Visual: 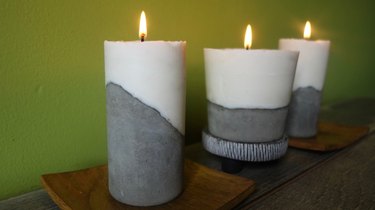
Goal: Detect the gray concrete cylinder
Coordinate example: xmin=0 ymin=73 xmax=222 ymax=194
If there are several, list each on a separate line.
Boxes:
xmin=286 ymin=87 xmax=322 ymax=138
xmin=207 ymin=101 xmax=288 ymax=142
xmin=106 ymin=83 xmax=184 ymax=206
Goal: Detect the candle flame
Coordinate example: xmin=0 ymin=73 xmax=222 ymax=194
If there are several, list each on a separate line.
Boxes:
xmin=139 ymin=11 xmax=147 ymax=41
xmin=304 ymin=21 xmax=311 ymax=39
xmin=244 ymin=24 xmax=252 ymax=50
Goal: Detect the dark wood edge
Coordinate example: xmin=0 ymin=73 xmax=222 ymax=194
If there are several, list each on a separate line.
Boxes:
xmin=40 ymin=175 xmax=72 ymax=210
xmin=288 ymin=123 xmax=369 ymax=152
xmin=220 ymin=182 xmax=256 ymax=210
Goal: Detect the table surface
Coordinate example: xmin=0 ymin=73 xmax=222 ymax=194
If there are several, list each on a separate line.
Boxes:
xmin=1 ymin=98 xmax=374 ymax=210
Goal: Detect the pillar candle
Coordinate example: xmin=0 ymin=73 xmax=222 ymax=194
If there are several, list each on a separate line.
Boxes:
xmin=279 ymin=21 xmax=330 ymax=137
xmin=203 ymin=25 xmax=299 ymax=163
xmin=205 ymin=49 xmax=298 ymax=142
xmin=104 ymin=11 xmax=186 ymax=206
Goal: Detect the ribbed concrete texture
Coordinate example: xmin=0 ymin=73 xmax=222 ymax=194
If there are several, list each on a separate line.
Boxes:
xmin=207 ymin=101 xmax=288 ymax=142
xmin=106 ymin=83 xmax=184 ymax=206
xmin=287 ymin=87 xmax=322 ymax=138
xmin=202 ymin=130 xmax=288 ymax=162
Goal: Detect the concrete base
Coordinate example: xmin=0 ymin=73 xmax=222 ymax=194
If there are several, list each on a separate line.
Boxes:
xmin=106 ymin=83 xmax=184 ymax=206
xmin=202 ymin=130 xmax=288 ymax=162
xmin=287 ymin=87 xmax=322 ymax=138
xmin=207 ymin=101 xmax=288 ymax=142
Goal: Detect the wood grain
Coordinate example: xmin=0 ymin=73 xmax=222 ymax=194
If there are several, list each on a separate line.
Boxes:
xmin=0 ymin=190 xmax=58 ymax=210
xmin=185 ymin=143 xmax=339 ymax=209
xmin=249 ymin=133 xmax=375 ymax=210
xmin=288 ymin=122 xmax=369 ymax=151
xmin=40 ymin=160 xmax=255 ymax=210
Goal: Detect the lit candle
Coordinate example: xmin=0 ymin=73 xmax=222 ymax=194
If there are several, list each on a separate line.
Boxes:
xmin=104 ymin=11 xmax=185 ymax=206
xmin=279 ymin=21 xmax=330 ymax=138
xmin=203 ymin=25 xmax=299 ymax=163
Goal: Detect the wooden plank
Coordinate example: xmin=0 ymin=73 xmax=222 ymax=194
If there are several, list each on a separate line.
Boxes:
xmin=40 ymin=160 xmax=255 ymax=210
xmin=0 ymin=189 xmax=58 ymax=210
xmin=185 ymin=143 xmax=339 ymax=209
xmin=248 ymin=133 xmax=375 ymax=209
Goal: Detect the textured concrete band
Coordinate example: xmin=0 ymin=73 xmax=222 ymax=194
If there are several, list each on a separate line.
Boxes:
xmin=106 ymin=83 xmax=184 ymax=206
xmin=287 ymin=87 xmax=322 ymax=138
xmin=207 ymin=101 xmax=288 ymax=142
xmin=202 ymin=130 xmax=288 ymax=162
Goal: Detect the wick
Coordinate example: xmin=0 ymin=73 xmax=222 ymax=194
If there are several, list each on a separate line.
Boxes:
xmin=141 ymin=35 xmax=145 ymax=42
xmin=246 ymin=46 xmax=249 ymax=50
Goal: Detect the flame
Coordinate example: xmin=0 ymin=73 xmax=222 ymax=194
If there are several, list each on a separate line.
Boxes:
xmin=139 ymin=11 xmax=147 ymax=40
xmin=244 ymin=24 xmax=252 ymax=49
xmin=304 ymin=21 xmax=311 ymax=39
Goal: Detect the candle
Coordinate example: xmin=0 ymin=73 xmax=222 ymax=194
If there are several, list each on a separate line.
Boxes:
xmin=279 ymin=21 xmax=330 ymax=138
xmin=203 ymin=25 xmax=299 ymax=164
xmin=104 ymin=11 xmax=185 ymax=206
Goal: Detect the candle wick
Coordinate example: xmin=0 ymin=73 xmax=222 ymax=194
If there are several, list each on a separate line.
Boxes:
xmin=246 ymin=46 xmax=249 ymax=50
xmin=141 ymin=35 xmax=145 ymax=42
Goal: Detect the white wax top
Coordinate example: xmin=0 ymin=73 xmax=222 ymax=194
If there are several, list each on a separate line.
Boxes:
xmin=204 ymin=49 xmax=299 ymax=109
xmin=104 ymin=41 xmax=186 ymax=134
xmin=279 ymin=39 xmax=330 ymax=91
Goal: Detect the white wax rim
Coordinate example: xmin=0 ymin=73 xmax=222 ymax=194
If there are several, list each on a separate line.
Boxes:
xmin=204 ymin=49 xmax=299 ymax=109
xmin=279 ymin=39 xmax=330 ymax=91
xmin=104 ymin=41 xmax=186 ymax=134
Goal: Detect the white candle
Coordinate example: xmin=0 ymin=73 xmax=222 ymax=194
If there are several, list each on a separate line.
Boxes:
xmin=104 ymin=41 xmax=186 ymax=134
xmin=279 ymin=21 xmax=330 ymax=91
xmin=203 ymin=25 xmax=298 ymax=163
xmin=205 ymin=25 xmax=299 ymax=109
xmin=279 ymin=21 xmax=331 ymax=138
xmin=104 ymin=11 xmax=186 ymax=206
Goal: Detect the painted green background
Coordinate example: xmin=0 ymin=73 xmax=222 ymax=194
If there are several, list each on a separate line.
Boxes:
xmin=1 ymin=0 xmax=374 ymax=200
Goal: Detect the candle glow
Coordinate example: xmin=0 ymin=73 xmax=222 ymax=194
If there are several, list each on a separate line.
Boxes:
xmin=139 ymin=11 xmax=147 ymax=41
xmin=244 ymin=24 xmax=252 ymax=50
xmin=303 ymin=21 xmax=311 ymax=39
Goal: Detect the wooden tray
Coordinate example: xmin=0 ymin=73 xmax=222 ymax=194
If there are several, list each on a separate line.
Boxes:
xmin=288 ymin=122 xmax=369 ymax=151
xmin=41 ymin=159 xmax=255 ymax=210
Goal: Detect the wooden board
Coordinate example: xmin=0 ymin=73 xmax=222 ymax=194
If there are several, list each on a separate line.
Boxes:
xmin=0 ymin=190 xmax=58 ymax=210
xmin=41 ymin=159 xmax=255 ymax=210
xmin=288 ymin=122 xmax=369 ymax=151
xmin=249 ymin=133 xmax=375 ymax=210
xmin=185 ymin=143 xmax=340 ymax=209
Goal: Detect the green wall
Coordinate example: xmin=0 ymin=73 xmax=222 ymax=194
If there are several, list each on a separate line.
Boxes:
xmin=1 ymin=0 xmax=374 ymax=200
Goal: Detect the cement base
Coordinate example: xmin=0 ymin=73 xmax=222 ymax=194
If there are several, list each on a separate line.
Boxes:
xmin=207 ymin=101 xmax=288 ymax=142
xmin=287 ymin=87 xmax=322 ymax=138
xmin=106 ymin=83 xmax=184 ymax=206
xmin=202 ymin=130 xmax=288 ymax=162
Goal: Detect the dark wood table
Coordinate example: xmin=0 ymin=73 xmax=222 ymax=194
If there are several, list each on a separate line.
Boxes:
xmin=1 ymin=98 xmax=374 ymax=210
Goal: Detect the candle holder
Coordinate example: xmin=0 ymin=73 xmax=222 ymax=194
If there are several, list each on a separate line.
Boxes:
xmin=202 ymin=48 xmax=299 ymax=173
xmin=203 ymin=130 xmax=289 ymax=171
